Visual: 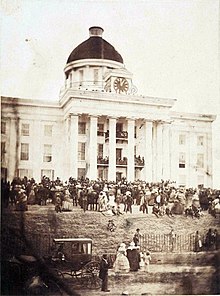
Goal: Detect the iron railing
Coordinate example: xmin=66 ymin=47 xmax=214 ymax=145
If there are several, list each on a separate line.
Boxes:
xmin=1 ymin=228 xmax=205 ymax=260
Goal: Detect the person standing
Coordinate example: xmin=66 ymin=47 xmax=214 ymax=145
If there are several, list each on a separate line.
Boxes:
xmin=169 ymin=228 xmax=176 ymax=252
xmin=80 ymin=186 xmax=88 ymax=212
xmin=194 ymin=230 xmax=202 ymax=252
xmin=99 ymin=254 xmax=110 ymax=292
xmin=144 ymin=250 xmax=152 ymax=272
xmin=113 ymin=243 xmax=130 ymax=273
xmin=133 ymin=228 xmax=143 ymax=247
xmin=126 ymin=242 xmax=140 ymax=271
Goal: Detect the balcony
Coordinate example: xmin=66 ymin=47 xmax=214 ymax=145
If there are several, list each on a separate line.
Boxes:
xmin=116 ymin=157 xmax=127 ymax=167
xmin=97 ymin=156 xmax=109 ymax=166
xmin=135 ymin=156 xmax=145 ymax=168
xmin=97 ymin=131 xmax=105 ymax=137
xmin=105 ymin=130 xmax=128 ymax=142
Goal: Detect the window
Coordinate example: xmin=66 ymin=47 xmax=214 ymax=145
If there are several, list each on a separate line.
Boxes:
xmin=1 ymin=142 xmax=6 ymax=162
xmin=78 ymin=168 xmax=86 ymax=178
xmin=1 ymin=121 xmax=6 ymax=134
xmin=179 ymin=152 xmax=186 ymax=168
xmin=44 ymin=125 xmax=53 ymax=137
xmin=94 ymin=69 xmax=99 ymax=85
xmin=78 ymin=142 xmax=85 ymax=160
xmin=18 ymin=169 xmax=33 ymax=179
xmin=78 ymin=122 xmax=86 ymax=134
xmin=21 ymin=143 xmax=29 ymax=160
xmin=197 ymin=136 xmax=204 ymax=146
xmin=116 ymin=148 xmax=122 ymax=160
xmin=98 ymin=167 xmax=104 ymax=180
xmin=116 ymin=123 xmax=123 ymax=132
xmin=179 ymin=134 xmax=185 ymax=145
xmin=41 ymin=169 xmax=54 ymax=180
xmin=197 ymin=153 xmax=204 ymax=168
xmin=43 ymin=144 xmax=52 ymax=162
xmin=98 ymin=144 xmax=103 ymax=158
xmin=134 ymin=126 xmax=137 ymax=138
xmin=21 ymin=123 xmax=29 ymax=136
xmin=79 ymin=69 xmax=83 ymax=84
xmin=97 ymin=123 xmax=104 ymax=136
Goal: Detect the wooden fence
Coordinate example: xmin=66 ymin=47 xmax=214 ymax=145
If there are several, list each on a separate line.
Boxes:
xmin=140 ymin=233 xmax=202 ymax=253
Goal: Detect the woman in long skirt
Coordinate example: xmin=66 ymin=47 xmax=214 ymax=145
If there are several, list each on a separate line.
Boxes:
xmin=113 ymin=243 xmax=130 ymax=273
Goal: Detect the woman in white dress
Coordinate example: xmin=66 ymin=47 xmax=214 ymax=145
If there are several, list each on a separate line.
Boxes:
xmin=113 ymin=243 xmax=130 ymax=274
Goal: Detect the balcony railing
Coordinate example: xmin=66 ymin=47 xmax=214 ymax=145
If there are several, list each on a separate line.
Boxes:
xmin=105 ymin=130 xmax=128 ymax=141
xmin=97 ymin=156 xmax=145 ymax=167
xmin=97 ymin=156 xmax=109 ymax=165
xmin=135 ymin=156 xmax=145 ymax=167
xmin=97 ymin=131 xmax=105 ymax=137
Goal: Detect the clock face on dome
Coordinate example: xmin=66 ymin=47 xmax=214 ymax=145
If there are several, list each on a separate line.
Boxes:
xmin=114 ymin=77 xmax=129 ymax=93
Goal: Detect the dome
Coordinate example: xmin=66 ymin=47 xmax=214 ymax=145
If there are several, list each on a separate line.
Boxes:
xmin=67 ymin=27 xmax=123 ymax=64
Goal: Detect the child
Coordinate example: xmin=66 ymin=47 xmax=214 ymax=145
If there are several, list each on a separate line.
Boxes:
xmin=144 ymin=251 xmax=151 ymax=272
xmin=139 ymin=251 xmax=145 ymax=271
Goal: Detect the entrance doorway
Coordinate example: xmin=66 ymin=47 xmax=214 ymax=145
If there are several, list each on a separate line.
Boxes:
xmin=116 ymin=172 xmax=122 ymax=182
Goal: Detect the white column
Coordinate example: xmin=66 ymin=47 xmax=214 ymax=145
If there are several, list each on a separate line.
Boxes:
xmin=32 ymin=120 xmax=42 ymax=181
xmin=152 ymin=121 xmax=157 ymax=182
xmin=108 ymin=118 xmax=116 ymax=181
xmin=206 ymin=131 xmax=213 ymax=188
xmin=170 ymin=129 xmax=179 ymax=184
xmin=8 ymin=118 xmax=18 ymax=180
xmin=162 ymin=123 xmax=171 ymax=181
xmin=63 ymin=117 xmax=70 ymax=181
xmin=88 ymin=116 xmax=97 ymax=180
xmin=69 ymin=114 xmax=78 ymax=179
xmin=156 ymin=123 xmax=163 ymax=181
xmin=144 ymin=121 xmax=153 ymax=182
xmin=127 ymin=119 xmax=135 ymax=181
xmin=189 ymin=131 xmax=197 ymax=187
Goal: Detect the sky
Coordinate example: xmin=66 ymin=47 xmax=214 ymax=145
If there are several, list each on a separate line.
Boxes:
xmin=1 ymin=0 xmax=220 ymax=186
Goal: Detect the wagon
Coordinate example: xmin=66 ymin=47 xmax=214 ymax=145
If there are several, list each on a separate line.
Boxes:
xmin=47 ymin=238 xmax=101 ymax=289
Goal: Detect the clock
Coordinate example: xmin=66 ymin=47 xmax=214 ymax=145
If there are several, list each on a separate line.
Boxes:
xmin=114 ymin=77 xmax=129 ymax=93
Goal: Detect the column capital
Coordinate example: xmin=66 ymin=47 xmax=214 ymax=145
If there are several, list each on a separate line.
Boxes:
xmin=108 ymin=116 xmax=118 ymax=119
xmin=89 ymin=114 xmax=98 ymax=119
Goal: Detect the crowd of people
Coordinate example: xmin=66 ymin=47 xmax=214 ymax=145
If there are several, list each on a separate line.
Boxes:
xmin=1 ymin=176 xmax=220 ymax=218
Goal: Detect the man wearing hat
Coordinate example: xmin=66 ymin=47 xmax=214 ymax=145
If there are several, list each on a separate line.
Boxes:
xmin=99 ymin=254 xmax=110 ymax=292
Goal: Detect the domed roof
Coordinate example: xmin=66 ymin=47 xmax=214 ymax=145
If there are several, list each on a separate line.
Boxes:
xmin=67 ymin=27 xmax=123 ymax=64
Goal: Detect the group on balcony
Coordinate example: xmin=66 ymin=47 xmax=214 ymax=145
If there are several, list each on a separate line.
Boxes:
xmin=105 ymin=130 xmax=128 ymax=139
xmin=117 ymin=157 xmax=127 ymax=165
xmin=97 ymin=156 xmax=109 ymax=164
xmin=97 ymin=155 xmax=144 ymax=167
xmin=135 ymin=155 xmax=145 ymax=166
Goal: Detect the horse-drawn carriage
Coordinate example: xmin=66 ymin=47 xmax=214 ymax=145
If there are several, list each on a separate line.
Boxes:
xmin=46 ymin=238 xmax=101 ymax=289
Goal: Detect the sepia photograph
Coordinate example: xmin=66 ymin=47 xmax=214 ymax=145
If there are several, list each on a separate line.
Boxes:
xmin=1 ymin=0 xmax=220 ymax=295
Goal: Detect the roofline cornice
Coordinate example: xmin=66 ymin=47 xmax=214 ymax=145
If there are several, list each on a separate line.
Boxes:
xmin=1 ymin=96 xmax=60 ymax=109
xmin=59 ymin=89 xmax=176 ymax=109
xmin=171 ymin=111 xmax=216 ymax=122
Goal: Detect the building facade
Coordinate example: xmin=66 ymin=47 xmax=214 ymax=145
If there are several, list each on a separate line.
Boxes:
xmin=1 ymin=27 xmax=216 ymax=187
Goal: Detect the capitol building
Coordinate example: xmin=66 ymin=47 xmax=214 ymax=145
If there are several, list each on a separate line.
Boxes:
xmin=1 ymin=26 xmax=216 ymax=187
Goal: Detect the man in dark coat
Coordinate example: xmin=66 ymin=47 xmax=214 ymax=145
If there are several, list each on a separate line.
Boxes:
xmin=99 ymin=254 xmax=110 ymax=292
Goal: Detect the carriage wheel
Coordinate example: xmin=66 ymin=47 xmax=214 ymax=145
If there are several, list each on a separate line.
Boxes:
xmin=80 ymin=261 xmax=101 ymax=289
